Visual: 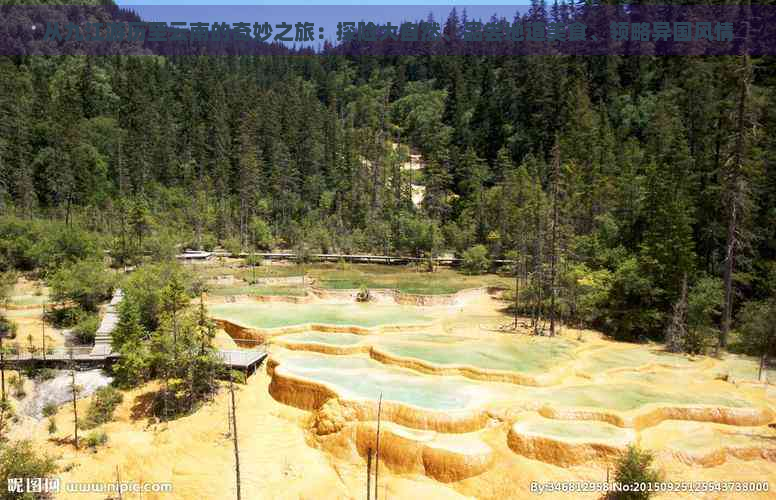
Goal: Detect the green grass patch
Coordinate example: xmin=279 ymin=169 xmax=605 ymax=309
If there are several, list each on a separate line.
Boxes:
xmin=190 ymin=264 xmax=241 ymax=279
xmin=235 ymin=264 xmax=306 ymax=280
xmin=319 ymin=278 xmax=364 ymax=290
xmin=81 ymin=386 xmax=123 ymax=430
xmin=84 ymin=430 xmax=109 ymax=448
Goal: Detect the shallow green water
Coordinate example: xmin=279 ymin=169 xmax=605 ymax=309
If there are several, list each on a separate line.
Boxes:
xmin=275 ymin=352 xmax=489 ymax=410
xmin=280 ymin=332 xmax=365 ymax=346
xmin=383 ymin=333 xmax=470 ymax=344
xmin=279 ymin=331 xmax=470 ymax=347
xmin=276 ymin=330 xmax=577 ymax=375
xmin=617 ymin=371 xmax=684 ymax=385
xmin=272 ymin=350 xmax=754 ymax=412
xmin=537 ymin=383 xmax=748 ymax=412
xmin=577 ymin=348 xmax=694 ymax=373
xmin=713 ymin=356 xmax=775 ymax=383
xmin=210 ymin=303 xmax=432 ymax=328
xmin=378 ymin=337 xmax=577 ymax=373
xmin=520 ymin=419 xmax=629 ymax=440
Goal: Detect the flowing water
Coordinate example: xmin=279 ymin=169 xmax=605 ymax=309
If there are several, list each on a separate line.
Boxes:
xmin=21 ymin=369 xmax=113 ymax=419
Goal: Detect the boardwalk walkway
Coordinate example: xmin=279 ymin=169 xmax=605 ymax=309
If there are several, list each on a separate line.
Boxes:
xmin=90 ymin=289 xmax=122 ymax=357
xmin=5 ymin=289 xmax=267 ymax=373
xmin=177 ymin=250 xmax=518 ymax=266
xmin=5 ymin=346 xmax=267 ymax=372
xmin=216 ymin=349 xmax=268 ymax=370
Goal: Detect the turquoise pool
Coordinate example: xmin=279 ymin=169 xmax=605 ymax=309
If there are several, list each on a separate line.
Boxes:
xmin=275 ymin=351 xmax=493 ymax=410
xmin=211 ymin=303 xmax=433 ymax=328
xmin=377 ymin=337 xmax=577 ymax=373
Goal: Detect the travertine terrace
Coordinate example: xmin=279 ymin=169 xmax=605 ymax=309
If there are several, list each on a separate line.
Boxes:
xmin=212 ymin=288 xmax=776 ymax=491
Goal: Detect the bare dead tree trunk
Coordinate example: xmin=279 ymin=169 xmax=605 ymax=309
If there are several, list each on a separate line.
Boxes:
xmin=226 ymin=379 xmax=232 ymax=435
xmin=70 ymin=351 xmax=79 ymax=450
xmin=721 ymin=14 xmax=753 ymax=352
xmin=666 ymin=273 xmax=688 ymax=353
xmin=759 ymin=328 xmax=775 ymax=382
xmin=0 ymin=335 xmax=5 ymax=402
xmin=549 ymin=140 xmax=560 ymax=337
xmin=374 ymin=393 xmax=383 ymax=500
xmin=366 ymin=447 xmax=372 ymax=500
xmin=239 ymin=198 xmax=246 ymax=249
xmin=513 ymin=270 xmax=520 ymax=330
xmin=534 ymin=174 xmax=546 ymax=336
xmin=0 ymin=401 xmax=7 ymax=442
xmin=116 ymin=467 xmax=123 ymax=500
xmin=759 ymin=351 xmax=767 ymax=382
xmin=721 ymin=180 xmax=740 ymax=351
xmin=41 ymin=306 xmax=46 ymax=361
xmin=230 ymin=366 xmax=242 ymax=500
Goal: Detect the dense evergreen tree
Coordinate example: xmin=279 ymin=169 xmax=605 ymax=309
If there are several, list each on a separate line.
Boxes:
xmin=0 ymin=5 xmax=773 ymax=343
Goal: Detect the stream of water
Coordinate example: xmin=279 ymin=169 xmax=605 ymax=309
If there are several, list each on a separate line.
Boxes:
xmin=20 ymin=369 xmax=113 ymax=419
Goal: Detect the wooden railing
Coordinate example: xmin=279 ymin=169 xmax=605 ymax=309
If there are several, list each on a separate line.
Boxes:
xmin=179 ymin=251 xmax=516 ymax=267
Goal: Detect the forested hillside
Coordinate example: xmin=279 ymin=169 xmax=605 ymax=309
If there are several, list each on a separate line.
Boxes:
xmin=0 ymin=5 xmax=775 ymax=345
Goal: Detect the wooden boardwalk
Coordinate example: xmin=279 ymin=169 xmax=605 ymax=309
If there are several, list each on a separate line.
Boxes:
xmin=3 ymin=346 xmax=267 ymax=371
xmin=177 ymin=250 xmax=517 ymax=267
xmin=90 ymin=289 xmax=122 ymax=357
xmin=4 ymin=347 xmax=100 ymax=363
xmin=3 ymin=290 xmax=268 ymax=374
xmin=216 ymin=349 xmax=269 ymax=371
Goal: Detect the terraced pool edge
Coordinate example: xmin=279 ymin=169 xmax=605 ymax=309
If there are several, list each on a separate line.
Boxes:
xmin=271 ymin=337 xmax=574 ymax=386
xmin=216 ymin=318 xmax=433 ymax=344
xmin=209 ymin=285 xmax=492 ymax=306
xmin=507 ymin=420 xmax=634 ymax=466
xmin=349 ymin=422 xmax=494 ymax=482
xmin=368 ymin=347 xmax=569 ymax=387
xmin=538 ymin=402 xmax=774 ymax=430
xmin=662 ymin=441 xmax=776 ymax=467
xmin=310 ymin=286 xmax=492 ymax=306
xmin=272 ymin=335 xmax=749 ymax=388
xmin=267 ymin=355 xmax=491 ymax=433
